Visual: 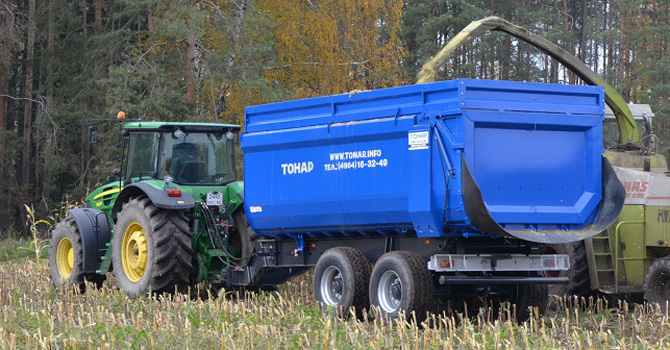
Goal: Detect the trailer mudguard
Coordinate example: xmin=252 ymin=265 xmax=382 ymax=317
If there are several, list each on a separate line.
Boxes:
xmin=225 ymin=181 xmax=244 ymax=214
xmin=69 ymin=208 xmax=112 ymax=272
xmin=462 ymin=155 xmax=625 ymax=244
xmin=111 ymin=182 xmax=195 ymax=220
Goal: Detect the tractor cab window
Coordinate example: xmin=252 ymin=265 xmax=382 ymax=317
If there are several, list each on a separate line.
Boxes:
xmin=125 ymin=132 xmax=159 ymax=182
xmin=159 ymin=131 xmax=236 ymax=185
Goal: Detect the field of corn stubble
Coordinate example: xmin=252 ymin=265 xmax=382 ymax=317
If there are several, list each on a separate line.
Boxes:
xmin=1 ymin=240 xmax=670 ymax=349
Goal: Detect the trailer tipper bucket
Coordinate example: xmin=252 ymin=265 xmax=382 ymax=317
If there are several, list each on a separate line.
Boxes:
xmin=242 ymin=79 xmax=624 ymax=245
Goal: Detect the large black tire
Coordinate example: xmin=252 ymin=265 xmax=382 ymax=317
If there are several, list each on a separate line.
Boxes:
xmin=48 ymin=218 xmax=105 ymax=292
xmin=112 ymin=196 xmax=193 ymax=298
xmin=547 ymin=241 xmax=591 ymax=297
xmin=230 ymin=210 xmax=260 ymax=266
xmin=644 ymin=257 xmax=670 ymax=312
xmin=467 ymin=283 xmax=547 ymax=323
xmin=512 ymin=284 xmax=548 ymax=322
xmin=313 ymin=247 xmax=371 ymax=318
xmin=369 ymin=251 xmax=435 ymax=323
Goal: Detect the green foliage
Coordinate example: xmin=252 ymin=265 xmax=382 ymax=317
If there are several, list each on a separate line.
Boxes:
xmin=102 ymin=60 xmax=192 ymax=121
xmin=0 ymin=239 xmax=37 ymax=262
xmin=23 ymin=204 xmax=52 ymax=263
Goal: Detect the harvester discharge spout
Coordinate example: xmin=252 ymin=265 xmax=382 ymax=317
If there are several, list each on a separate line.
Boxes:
xmin=417 ymin=16 xmax=640 ymax=147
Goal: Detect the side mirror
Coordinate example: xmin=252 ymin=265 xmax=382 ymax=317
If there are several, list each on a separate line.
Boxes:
xmin=107 ymin=168 xmax=122 ymax=183
xmin=88 ymin=125 xmax=98 ymax=144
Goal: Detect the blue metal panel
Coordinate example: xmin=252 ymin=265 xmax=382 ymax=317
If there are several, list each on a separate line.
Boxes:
xmin=242 ymin=79 xmax=609 ymax=243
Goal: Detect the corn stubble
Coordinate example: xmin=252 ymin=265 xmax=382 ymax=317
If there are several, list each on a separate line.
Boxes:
xmin=1 ymin=260 xmax=670 ymax=349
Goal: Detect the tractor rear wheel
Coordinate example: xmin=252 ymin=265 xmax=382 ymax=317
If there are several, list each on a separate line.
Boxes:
xmin=48 ymin=218 xmax=105 ymax=291
xmin=112 ymin=196 xmax=193 ymax=298
xmin=644 ymin=257 xmax=670 ymax=312
xmin=230 ymin=210 xmax=259 ymax=266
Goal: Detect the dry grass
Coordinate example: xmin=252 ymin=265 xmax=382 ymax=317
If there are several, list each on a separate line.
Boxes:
xmin=1 ymin=245 xmax=670 ymax=349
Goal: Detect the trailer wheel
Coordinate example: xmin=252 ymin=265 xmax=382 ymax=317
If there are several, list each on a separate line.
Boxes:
xmin=644 ymin=257 xmax=670 ymax=312
xmin=546 ymin=241 xmax=591 ymax=296
xmin=112 ymin=196 xmax=193 ymax=298
xmin=313 ymin=247 xmax=371 ymax=318
xmin=48 ymin=218 xmax=105 ymax=292
xmin=369 ymin=251 xmax=434 ymax=322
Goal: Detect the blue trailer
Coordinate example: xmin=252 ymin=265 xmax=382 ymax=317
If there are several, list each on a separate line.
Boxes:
xmin=235 ymin=79 xmax=624 ymax=321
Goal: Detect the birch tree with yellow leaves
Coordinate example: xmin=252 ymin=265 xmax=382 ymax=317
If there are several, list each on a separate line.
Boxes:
xmin=259 ymin=0 xmax=407 ymax=98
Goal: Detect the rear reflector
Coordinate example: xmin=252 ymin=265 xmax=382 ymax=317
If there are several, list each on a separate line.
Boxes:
xmin=167 ymin=190 xmax=182 ymax=197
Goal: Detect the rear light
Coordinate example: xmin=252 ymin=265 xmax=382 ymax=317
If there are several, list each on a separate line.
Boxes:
xmin=542 ymin=256 xmax=557 ymax=269
xmin=439 ymin=258 xmax=451 ymax=269
xmin=167 ymin=190 xmax=182 ymax=197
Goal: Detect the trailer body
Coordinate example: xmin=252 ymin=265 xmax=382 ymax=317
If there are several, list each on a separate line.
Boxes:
xmin=242 ymin=79 xmax=620 ymax=244
xmin=236 ymin=79 xmax=625 ymax=320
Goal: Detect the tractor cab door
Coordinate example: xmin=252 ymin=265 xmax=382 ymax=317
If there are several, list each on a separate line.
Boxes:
xmin=125 ymin=132 xmax=160 ymax=183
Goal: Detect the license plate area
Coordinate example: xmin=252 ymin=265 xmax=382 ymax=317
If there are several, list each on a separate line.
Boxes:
xmin=206 ymin=191 xmax=223 ymax=206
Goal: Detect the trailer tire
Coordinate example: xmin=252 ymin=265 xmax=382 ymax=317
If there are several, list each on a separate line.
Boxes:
xmin=369 ymin=251 xmax=434 ymax=323
xmin=547 ymin=241 xmax=591 ymax=296
xmin=313 ymin=247 xmax=371 ymax=318
xmin=48 ymin=218 xmax=105 ymax=292
xmin=112 ymin=196 xmax=193 ymax=298
xmin=644 ymin=257 xmax=670 ymax=312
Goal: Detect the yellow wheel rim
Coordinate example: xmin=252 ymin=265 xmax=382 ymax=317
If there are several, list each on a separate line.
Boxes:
xmin=121 ymin=222 xmax=148 ymax=283
xmin=56 ymin=237 xmax=74 ymax=279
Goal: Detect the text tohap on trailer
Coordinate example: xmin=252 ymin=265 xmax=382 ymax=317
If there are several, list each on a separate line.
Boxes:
xmin=281 ymin=161 xmax=314 ymax=175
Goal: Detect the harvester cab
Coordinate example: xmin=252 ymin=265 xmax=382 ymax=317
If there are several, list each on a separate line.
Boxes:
xmin=49 ymin=118 xmax=252 ymax=297
xmin=604 ymin=104 xmax=654 ymax=150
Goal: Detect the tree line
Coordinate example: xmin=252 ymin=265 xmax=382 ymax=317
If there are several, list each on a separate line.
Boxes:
xmin=0 ymin=0 xmax=668 ymax=233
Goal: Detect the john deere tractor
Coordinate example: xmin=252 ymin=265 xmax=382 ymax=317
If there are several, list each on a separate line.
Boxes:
xmin=48 ymin=120 xmax=255 ymax=297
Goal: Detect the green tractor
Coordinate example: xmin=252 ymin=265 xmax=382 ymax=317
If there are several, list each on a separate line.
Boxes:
xmin=48 ymin=120 xmax=256 ymax=297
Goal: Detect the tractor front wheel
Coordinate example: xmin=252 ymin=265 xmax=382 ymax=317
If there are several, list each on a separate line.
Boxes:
xmin=48 ymin=218 xmax=105 ymax=291
xmin=112 ymin=196 xmax=193 ymax=298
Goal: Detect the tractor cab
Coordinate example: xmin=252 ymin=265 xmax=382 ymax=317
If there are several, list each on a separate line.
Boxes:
xmin=85 ymin=121 xmax=242 ymax=217
xmin=123 ymin=122 xmax=240 ymax=186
